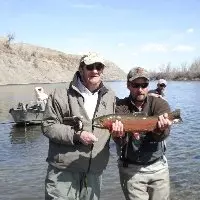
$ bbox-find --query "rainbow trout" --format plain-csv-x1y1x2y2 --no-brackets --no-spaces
93,109,182,132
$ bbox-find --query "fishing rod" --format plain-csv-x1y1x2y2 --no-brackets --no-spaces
0,120,42,125
0,121,16,125
0,116,82,126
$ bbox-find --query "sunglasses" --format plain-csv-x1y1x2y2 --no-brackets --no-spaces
130,82,149,89
159,84,166,87
85,64,104,71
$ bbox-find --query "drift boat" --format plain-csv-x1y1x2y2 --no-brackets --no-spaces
9,87,48,126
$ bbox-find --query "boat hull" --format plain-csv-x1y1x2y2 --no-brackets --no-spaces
9,107,44,125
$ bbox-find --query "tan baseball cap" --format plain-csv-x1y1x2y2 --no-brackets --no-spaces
80,52,105,66
127,67,149,81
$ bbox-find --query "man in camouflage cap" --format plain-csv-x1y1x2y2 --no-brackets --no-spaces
111,66,172,200
127,67,149,82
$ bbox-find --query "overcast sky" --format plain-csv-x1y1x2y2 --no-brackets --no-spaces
0,0,199,72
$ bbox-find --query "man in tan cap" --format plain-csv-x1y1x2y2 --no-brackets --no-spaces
42,52,116,200
111,67,172,200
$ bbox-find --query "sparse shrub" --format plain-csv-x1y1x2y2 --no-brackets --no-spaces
31,51,37,57
4,33,15,49
33,59,38,68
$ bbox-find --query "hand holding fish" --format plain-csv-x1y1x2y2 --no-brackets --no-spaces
154,113,172,133
110,113,172,138
93,109,182,134
110,120,124,137
110,121,141,140
77,131,98,145
130,113,172,139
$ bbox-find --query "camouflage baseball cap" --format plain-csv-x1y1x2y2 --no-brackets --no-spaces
127,67,149,81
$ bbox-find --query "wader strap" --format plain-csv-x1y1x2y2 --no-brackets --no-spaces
161,140,166,156
87,144,94,173
79,144,94,192
121,133,130,168
67,89,72,116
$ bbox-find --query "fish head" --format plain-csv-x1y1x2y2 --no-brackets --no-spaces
93,115,115,129
93,116,105,128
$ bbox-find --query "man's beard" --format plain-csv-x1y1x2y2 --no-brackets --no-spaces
136,94,146,102
137,96,145,102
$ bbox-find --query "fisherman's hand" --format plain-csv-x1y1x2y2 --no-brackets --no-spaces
132,132,140,140
155,113,172,133
78,131,98,145
110,120,124,137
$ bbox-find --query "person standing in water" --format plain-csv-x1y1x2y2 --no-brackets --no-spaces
148,79,167,99
42,52,116,200
111,67,172,200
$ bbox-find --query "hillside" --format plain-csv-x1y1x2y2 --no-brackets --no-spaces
0,38,126,85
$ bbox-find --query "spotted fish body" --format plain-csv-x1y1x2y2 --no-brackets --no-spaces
93,109,182,132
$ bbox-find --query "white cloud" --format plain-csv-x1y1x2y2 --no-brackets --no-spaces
140,43,168,52
172,45,195,52
131,52,138,56
117,42,125,47
186,28,194,33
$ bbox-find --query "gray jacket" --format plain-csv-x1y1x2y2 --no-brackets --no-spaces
42,72,116,173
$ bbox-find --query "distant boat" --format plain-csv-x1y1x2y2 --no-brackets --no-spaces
9,87,48,126
9,103,44,125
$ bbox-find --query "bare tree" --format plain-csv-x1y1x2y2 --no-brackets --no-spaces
4,33,15,48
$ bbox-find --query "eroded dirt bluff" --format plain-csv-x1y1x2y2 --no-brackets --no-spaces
0,38,126,85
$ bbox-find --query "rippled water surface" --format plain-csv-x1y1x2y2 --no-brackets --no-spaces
0,81,200,200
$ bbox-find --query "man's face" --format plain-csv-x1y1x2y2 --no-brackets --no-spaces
127,78,149,102
158,83,166,92
80,62,104,90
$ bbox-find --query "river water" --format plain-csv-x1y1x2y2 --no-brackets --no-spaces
0,81,200,200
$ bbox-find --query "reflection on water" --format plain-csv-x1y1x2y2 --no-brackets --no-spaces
0,123,48,200
9,125,42,144
0,82,200,200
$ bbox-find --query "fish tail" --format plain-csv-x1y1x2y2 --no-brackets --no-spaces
170,109,182,122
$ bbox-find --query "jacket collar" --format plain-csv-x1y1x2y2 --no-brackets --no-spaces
69,71,108,96
128,94,150,114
